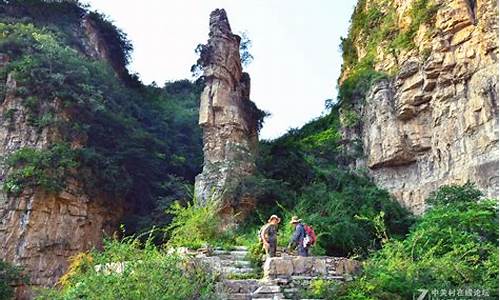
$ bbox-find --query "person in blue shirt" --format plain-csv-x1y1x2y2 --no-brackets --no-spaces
287,216,309,257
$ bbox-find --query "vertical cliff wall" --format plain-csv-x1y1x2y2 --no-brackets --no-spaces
340,0,498,213
194,9,260,222
0,4,125,292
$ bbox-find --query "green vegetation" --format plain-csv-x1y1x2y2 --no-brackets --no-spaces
0,260,26,300
3,143,79,195
37,237,218,300
300,279,339,299
165,198,224,250
164,195,262,251
240,108,415,257
338,0,439,106
1,2,497,300
337,66,387,107
0,1,203,233
335,183,499,299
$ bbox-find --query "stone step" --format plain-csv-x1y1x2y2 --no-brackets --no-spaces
214,250,249,256
251,298,285,300
223,279,260,294
215,246,249,251
282,287,298,294
221,260,252,267
232,246,249,251
251,293,285,299
253,285,281,294
217,254,249,261
223,266,255,274
252,285,284,299
290,275,344,281
225,293,252,300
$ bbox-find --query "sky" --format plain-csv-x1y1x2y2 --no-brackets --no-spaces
82,0,357,140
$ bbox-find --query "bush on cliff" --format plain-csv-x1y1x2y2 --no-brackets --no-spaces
335,183,499,299
36,237,218,300
0,260,26,300
0,7,203,234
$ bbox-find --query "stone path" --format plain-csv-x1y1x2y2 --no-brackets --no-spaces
207,246,359,300
211,246,284,299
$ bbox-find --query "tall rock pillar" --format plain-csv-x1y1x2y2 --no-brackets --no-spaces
194,9,260,221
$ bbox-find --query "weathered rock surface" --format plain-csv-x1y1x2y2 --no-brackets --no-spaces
194,9,260,222
261,256,361,299
263,256,361,280
0,12,124,295
0,78,122,297
344,0,499,213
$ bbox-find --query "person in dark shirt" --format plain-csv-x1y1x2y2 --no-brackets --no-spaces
287,216,309,257
260,215,281,258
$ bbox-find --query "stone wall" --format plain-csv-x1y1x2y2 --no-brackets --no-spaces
263,256,361,298
263,256,361,281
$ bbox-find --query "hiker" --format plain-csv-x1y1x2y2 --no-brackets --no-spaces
287,216,309,257
260,215,281,258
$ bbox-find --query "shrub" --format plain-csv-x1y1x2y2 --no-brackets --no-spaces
254,104,413,257
337,62,387,106
3,143,79,195
0,260,26,300
164,197,225,249
339,109,360,128
36,237,218,300
292,175,413,257
300,279,339,299
336,184,499,299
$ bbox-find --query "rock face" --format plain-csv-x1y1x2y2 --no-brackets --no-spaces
343,0,498,213
195,9,260,221
0,77,122,292
0,10,124,294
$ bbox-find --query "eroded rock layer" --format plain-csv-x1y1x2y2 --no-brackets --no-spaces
194,9,260,221
0,9,123,293
343,0,498,213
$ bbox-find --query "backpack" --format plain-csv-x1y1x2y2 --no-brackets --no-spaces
303,224,317,246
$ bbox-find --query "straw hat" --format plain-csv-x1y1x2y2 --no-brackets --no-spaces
290,216,302,224
268,215,281,223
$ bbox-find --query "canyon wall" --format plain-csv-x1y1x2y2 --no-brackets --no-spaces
0,9,124,292
342,0,498,213
195,9,260,222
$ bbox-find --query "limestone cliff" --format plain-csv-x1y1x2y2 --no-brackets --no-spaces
195,9,261,222
0,4,126,293
340,0,498,213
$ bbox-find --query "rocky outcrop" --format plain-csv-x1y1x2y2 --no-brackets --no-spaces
80,14,132,84
0,8,127,294
0,71,122,296
343,0,498,213
194,9,260,222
